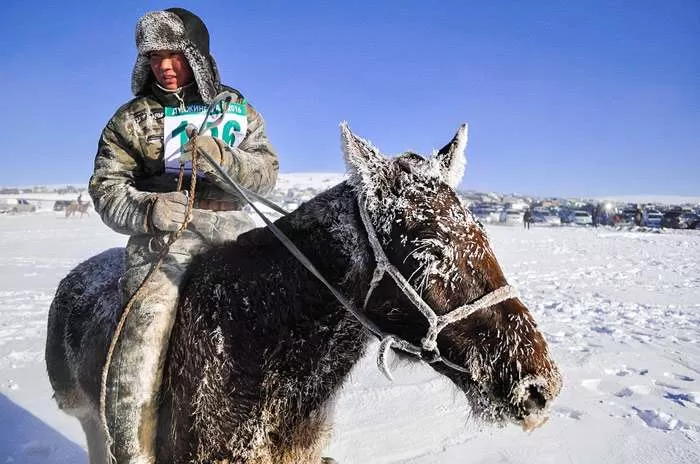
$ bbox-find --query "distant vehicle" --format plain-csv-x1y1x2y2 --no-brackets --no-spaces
558,209,572,224
53,200,73,211
680,213,700,229
532,211,561,226
565,210,592,226
0,198,36,214
643,210,663,228
0,199,13,214
499,209,524,225
661,211,700,229
620,208,639,224
472,205,503,224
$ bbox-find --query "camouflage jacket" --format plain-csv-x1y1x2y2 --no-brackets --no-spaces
89,83,279,236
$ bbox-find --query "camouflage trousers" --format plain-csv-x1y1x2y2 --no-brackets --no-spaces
106,209,255,463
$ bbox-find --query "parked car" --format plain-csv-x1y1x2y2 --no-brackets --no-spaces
566,210,593,226
661,211,700,229
0,199,13,214
499,209,524,225
472,205,503,224
620,208,639,223
559,209,573,224
680,213,700,229
643,210,663,228
53,200,73,211
0,198,36,214
531,211,561,226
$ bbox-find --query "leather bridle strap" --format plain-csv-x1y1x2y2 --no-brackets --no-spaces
357,198,519,379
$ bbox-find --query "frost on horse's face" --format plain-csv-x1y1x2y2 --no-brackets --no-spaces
342,124,562,430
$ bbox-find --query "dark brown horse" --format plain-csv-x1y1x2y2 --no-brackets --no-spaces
46,124,561,463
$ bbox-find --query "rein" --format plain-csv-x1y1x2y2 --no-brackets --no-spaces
191,116,518,380
98,142,199,463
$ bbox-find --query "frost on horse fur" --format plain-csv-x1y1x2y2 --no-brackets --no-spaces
46,123,562,463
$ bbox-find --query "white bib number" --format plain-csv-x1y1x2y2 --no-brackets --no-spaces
163,102,248,174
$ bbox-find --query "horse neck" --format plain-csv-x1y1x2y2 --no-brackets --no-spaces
236,182,377,384
269,182,376,315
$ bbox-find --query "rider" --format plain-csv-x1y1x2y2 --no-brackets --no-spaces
88,7,278,462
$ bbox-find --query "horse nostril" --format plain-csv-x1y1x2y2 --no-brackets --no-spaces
524,384,547,413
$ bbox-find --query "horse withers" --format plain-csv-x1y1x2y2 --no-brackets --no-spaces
46,124,562,463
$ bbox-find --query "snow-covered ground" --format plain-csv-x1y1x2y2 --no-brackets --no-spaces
1,207,699,463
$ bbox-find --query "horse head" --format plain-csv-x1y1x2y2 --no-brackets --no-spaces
341,123,562,431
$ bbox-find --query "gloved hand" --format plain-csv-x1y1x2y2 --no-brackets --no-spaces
151,192,189,232
180,135,228,172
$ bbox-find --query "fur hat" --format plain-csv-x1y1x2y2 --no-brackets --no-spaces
131,8,221,103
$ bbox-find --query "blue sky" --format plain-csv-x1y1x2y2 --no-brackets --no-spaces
1,0,698,197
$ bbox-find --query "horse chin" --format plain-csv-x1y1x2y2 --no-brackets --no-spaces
517,413,550,432
452,377,511,426
456,375,555,432
466,394,551,432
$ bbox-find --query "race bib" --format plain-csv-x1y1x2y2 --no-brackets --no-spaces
163,102,248,174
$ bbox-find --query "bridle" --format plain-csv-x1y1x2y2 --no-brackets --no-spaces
209,160,518,379
356,199,518,379
190,92,519,380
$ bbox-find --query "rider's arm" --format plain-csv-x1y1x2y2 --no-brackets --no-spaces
89,118,157,236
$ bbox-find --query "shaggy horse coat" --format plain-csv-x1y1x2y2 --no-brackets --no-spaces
46,124,562,463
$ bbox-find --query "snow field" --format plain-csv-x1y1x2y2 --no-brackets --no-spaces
0,211,698,463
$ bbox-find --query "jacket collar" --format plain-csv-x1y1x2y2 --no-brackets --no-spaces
150,81,203,108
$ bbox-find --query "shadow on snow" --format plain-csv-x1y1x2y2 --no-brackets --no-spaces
0,393,86,463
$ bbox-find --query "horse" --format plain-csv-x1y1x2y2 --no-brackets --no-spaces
65,201,91,218
45,124,562,463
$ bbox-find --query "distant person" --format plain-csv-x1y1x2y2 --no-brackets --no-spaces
523,209,532,230
634,207,643,227
76,192,83,205
88,8,279,462
592,203,600,228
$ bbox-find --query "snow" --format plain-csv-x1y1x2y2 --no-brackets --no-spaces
1,198,699,463
274,172,347,192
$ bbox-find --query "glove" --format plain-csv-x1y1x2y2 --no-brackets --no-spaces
151,192,189,232
180,135,228,172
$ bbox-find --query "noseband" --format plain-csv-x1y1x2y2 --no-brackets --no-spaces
357,197,518,380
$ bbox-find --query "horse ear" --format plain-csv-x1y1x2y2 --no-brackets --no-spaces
340,122,387,187
435,123,468,188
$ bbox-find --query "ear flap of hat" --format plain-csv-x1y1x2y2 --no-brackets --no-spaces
181,43,220,104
